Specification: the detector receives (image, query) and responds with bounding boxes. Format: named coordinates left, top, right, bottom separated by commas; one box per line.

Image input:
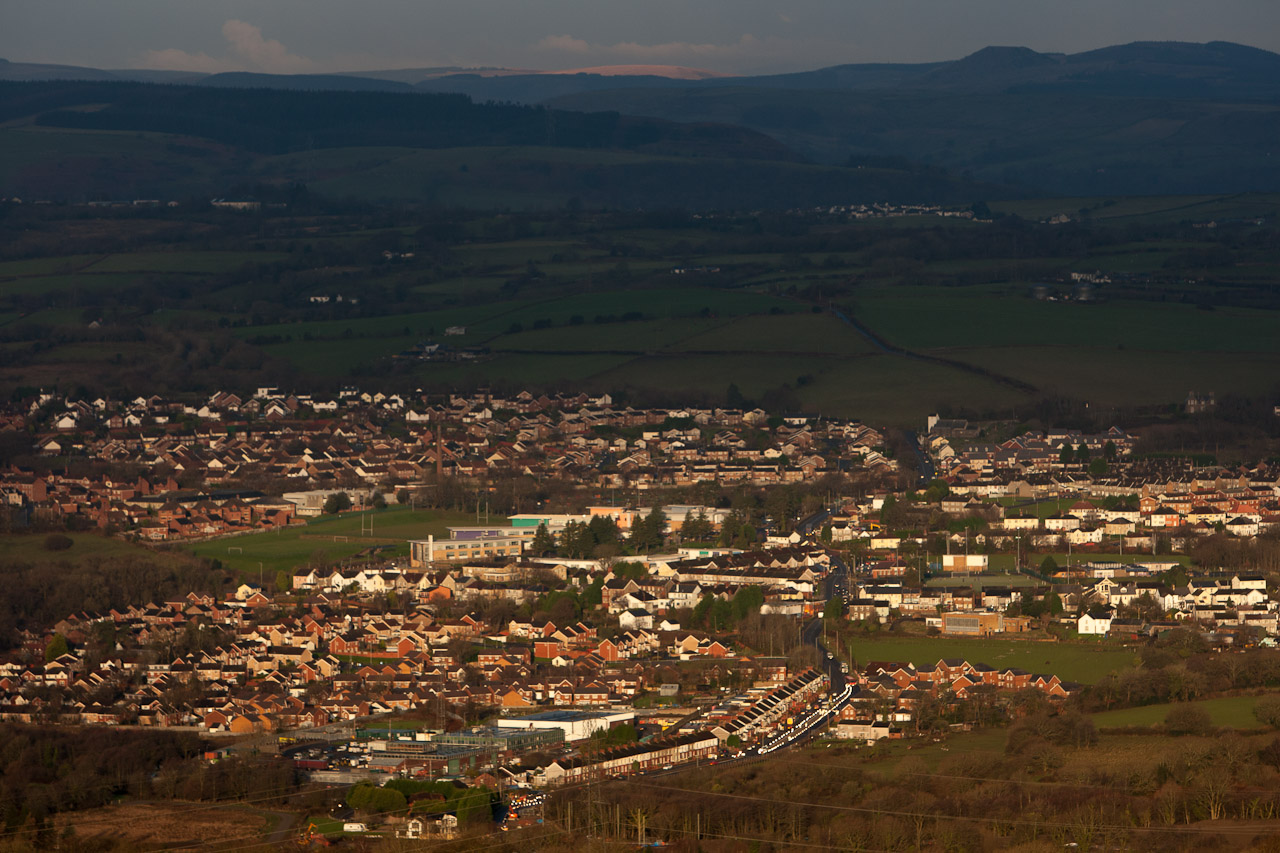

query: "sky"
left=4, top=0, right=1279, bottom=76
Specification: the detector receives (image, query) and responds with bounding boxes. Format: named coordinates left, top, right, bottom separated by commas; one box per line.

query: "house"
left=1078, top=609, right=1114, bottom=636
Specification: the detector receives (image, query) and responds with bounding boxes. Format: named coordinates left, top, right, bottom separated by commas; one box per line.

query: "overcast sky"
left=5, top=0, right=1279, bottom=76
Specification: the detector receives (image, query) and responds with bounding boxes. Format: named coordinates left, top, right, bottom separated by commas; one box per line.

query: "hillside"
left=0, top=80, right=1002, bottom=208
left=5, top=42, right=1280, bottom=196
left=540, top=42, right=1280, bottom=196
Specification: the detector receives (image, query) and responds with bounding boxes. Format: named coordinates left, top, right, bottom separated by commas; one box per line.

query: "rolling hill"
left=0, top=80, right=1002, bottom=208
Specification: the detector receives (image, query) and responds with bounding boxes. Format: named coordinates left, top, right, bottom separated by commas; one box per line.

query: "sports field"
left=186, top=506, right=475, bottom=580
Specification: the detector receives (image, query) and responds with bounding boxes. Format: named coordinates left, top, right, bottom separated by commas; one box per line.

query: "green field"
left=0, top=532, right=194, bottom=570
left=185, top=505, right=476, bottom=579
left=86, top=251, right=290, bottom=274
left=1091, top=695, right=1270, bottom=729
left=0, top=254, right=104, bottom=277
left=593, top=352, right=835, bottom=400
left=3, top=171, right=1279, bottom=427
left=416, top=352, right=639, bottom=386
left=956, top=346, right=1280, bottom=405
left=495, top=317, right=725, bottom=353
left=843, top=636, right=1138, bottom=683
left=237, top=303, right=530, bottom=346
left=0, top=272, right=142, bottom=298
left=670, top=313, right=877, bottom=356
left=995, top=497, right=1079, bottom=518
left=854, top=291, right=1280, bottom=354
left=990, top=193, right=1280, bottom=225
left=794, top=355, right=1028, bottom=425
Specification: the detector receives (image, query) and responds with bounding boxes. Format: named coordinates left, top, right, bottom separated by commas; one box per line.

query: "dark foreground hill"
left=0, top=80, right=1003, bottom=208
left=541, top=42, right=1280, bottom=196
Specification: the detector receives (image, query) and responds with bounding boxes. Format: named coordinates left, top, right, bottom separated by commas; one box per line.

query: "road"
left=903, top=429, right=935, bottom=486
left=795, top=508, right=832, bottom=536
left=755, top=563, right=854, bottom=755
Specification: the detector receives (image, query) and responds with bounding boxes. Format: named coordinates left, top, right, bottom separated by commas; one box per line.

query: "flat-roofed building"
left=496, top=709, right=634, bottom=742
left=409, top=534, right=524, bottom=567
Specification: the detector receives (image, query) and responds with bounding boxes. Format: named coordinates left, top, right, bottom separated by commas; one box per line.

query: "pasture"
left=415, top=352, right=638, bottom=387
left=495, top=317, right=725, bottom=353
left=670, top=312, right=878, bottom=356
left=955, top=346, right=1280, bottom=406
left=1090, top=695, right=1269, bottom=730
left=794, top=355, right=1028, bottom=425
left=989, top=193, right=1280, bottom=224
left=853, top=290, right=1280, bottom=354
left=4, top=184, right=1279, bottom=428
left=86, top=251, right=289, bottom=274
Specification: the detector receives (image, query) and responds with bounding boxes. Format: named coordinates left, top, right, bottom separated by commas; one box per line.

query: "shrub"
left=43, top=534, right=73, bottom=552
left=1165, top=704, right=1212, bottom=736
left=1254, top=694, right=1280, bottom=729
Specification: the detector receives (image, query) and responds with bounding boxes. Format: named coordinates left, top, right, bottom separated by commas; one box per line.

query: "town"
left=5, top=385, right=1280, bottom=841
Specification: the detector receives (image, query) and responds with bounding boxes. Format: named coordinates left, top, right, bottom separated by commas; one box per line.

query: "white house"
left=1078, top=610, right=1114, bottom=635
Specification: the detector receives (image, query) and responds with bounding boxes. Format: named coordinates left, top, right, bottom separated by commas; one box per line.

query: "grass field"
left=260, top=335, right=422, bottom=376
left=594, top=352, right=835, bottom=400
left=86, top=251, right=290, bottom=274
left=0, top=532, right=194, bottom=569
left=185, top=505, right=475, bottom=579
left=417, top=352, right=639, bottom=387
left=955, top=346, right=1280, bottom=405
left=5, top=169, right=1279, bottom=429
left=990, top=193, right=1280, bottom=225
left=996, top=497, right=1079, bottom=519
left=843, top=635, right=1138, bottom=683
left=0, top=272, right=141, bottom=297
left=495, top=317, right=725, bottom=353
left=794, top=354, right=1029, bottom=425
left=854, top=291, right=1280, bottom=354
left=238, top=303, right=532, bottom=347
left=303, top=815, right=346, bottom=838
left=0, top=254, right=104, bottom=277
left=1091, top=695, right=1270, bottom=729
left=670, top=313, right=878, bottom=356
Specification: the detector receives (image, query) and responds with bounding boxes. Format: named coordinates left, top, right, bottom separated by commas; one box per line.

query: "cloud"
left=139, top=20, right=313, bottom=74
left=221, top=19, right=313, bottom=73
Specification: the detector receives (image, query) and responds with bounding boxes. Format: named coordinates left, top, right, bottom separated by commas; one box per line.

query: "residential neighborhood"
left=7, top=388, right=1280, bottom=843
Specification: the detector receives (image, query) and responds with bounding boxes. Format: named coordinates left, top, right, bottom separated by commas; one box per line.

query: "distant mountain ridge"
left=3, top=40, right=1280, bottom=198
left=4, top=40, right=1280, bottom=102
